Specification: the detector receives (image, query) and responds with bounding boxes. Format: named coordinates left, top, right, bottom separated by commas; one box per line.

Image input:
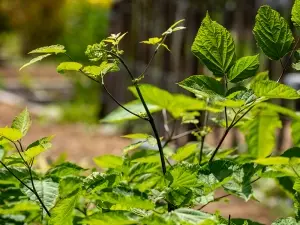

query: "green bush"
left=2, top=1, right=300, bottom=224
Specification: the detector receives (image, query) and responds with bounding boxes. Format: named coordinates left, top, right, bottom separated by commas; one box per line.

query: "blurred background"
left=0, top=0, right=297, bottom=223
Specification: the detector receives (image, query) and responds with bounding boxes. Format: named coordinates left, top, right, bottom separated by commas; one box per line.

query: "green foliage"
left=191, top=13, right=235, bottom=76
left=56, top=62, right=83, bottom=74
left=243, top=110, right=282, bottom=158
left=292, top=0, right=300, bottom=27
left=9, top=2, right=300, bottom=224
left=253, top=5, right=294, bottom=60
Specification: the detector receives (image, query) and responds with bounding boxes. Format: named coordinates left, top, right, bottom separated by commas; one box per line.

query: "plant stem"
left=209, top=105, right=254, bottom=163
left=199, top=108, right=209, bottom=164
left=277, top=37, right=300, bottom=82
left=102, top=83, right=148, bottom=121
left=107, top=51, right=167, bottom=174
left=228, top=215, right=231, bottom=225
left=64, top=53, right=148, bottom=121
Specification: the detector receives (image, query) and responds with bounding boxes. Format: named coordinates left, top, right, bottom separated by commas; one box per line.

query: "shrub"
left=2, top=1, right=300, bottom=224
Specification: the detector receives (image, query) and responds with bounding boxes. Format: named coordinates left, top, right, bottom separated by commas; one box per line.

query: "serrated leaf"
left=228, top=55, right=260, bottom=82
left=167, top=166, right=198, bottom=188
left=253, top=6, right=294, bottom=60
left=47, top=162, right=85, bottom=178
left=57, top=62, right=82, bottom=74
left=232, top=219, right=264, bottom=225
left=191, top=13, right=236, bottom=76
left=0, top=127, right=23, bottom=141
left=171, top=143, right=198, bottom=162
left=49, top=190, right=80, bottom=225
left=22, top=179, right=59, bottom=214
left=19, top=54, right=51, bottom=70
left=83, top=61, right=119, bottom=80
left=11, top=109, right=31, bottom=136
left=29, top=45, right=66, bottom=54
left=251, top=80, right=300, bottom=99
left=59, top=176, right=82, bottom=198
left=178, top=75, right=225, bottom=98
left=93, top=155, right=123, bottom=169
left=243, top=111, right=282, bottom=158
left=101, top=100, right=161, bottom=123
left=24, top=136, right=53, bottom=160
left=292, top=0, right=300, bottom=27
left=172, top=208, right=216, bottom=224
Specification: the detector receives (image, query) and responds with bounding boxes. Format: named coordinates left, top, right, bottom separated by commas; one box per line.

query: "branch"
left=106, top=51, right=167, bottom=174
left=277, top=37, right=300, bottom=82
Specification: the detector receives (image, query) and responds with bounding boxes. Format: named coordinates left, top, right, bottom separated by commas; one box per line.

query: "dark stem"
left=102, top=83, right=148, bottom=121
left=199, top=109, right=209, bottom=164
left=64, top=53, right=148, bottom=121
left=277, top=37, right=300, bottom=82
left=209, top=105, right=254, bottom=163
left=199, top=136, right=205, bottom=164
left=139, top=35, right=168, bottom=78
left=228, top=215, right=231, bottom=225
left=107, top=51, right=167, bottom=174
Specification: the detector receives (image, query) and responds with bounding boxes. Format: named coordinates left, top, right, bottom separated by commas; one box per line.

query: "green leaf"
left=122, top=133, right=149, bottom=139
left=98, top=192, right=155, bottom=210
left=191, top=13, right=236, bottom=76
left=141, top=37, right=162, bottom=45
left=255, top=102, right=300, bottom=120
left=178, top=75, right=225, bottom=98
left=83, top=211, right=137, bottom=225
left=251, top=80, right=300, bottom=99
left=292, top=0, right=300, bottom=27
left=19, top=54, right=51, bottom=70
left=129, top=84, right=206, bottom=118
left=11, top=109, right=31, bottom=136
left=93, top=155, right=123, bottom=169
left=293, top=61, right=300, bottom=71
left=101, top=100, right=161, bottom=123
left=83, top=62, right=119, bottom=80
left=172, top=208, right=216, bottom=224
left=167, top=166, right=198, bottom=188
left=83, top=172, right=120, bottom=192
left=253, top=6, right=294, bottom=60
left=253, top=157, right=289, bottom=165
left=22, top=179, right=59, bottom=214
left=292, top=120, right=300, bottom=146
left=228, top=55, right=260, bottom=82
left=171, top=143, right=198, bottom=162
left=47, top=162, right=85, bottom=178
left=24, top=136, right=54, bottom=160
left=232, top=219, right=264, bottom=225
left=243, top=111, right=282, bottom=158
left=0, top=201, right=40, bottom=214
left=166, top=187, right=193, bottom=207
left=57, top=62, right=82, bottom=74
left=29, top=45, right=66, bottom=54
left=281, top=147, right=300, bottom=158
left=49, top=190, right=80, bottom=225
left=123, top=141, right=144, bottom=154
left=0, top=167, right=35, bottom=184
left=0, top=127, right=23, bottom=141
left=271, top=217, right=298, bottom=225
left=59, top=176, right=82, bottom=198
